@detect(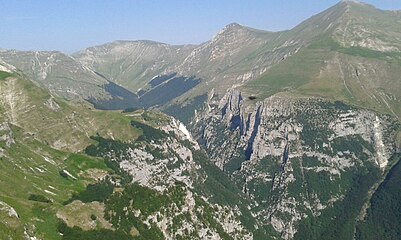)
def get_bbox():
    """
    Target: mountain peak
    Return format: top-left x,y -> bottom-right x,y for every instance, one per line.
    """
293,0 -> 380,32
341,0 -> 360,4
225,22 -> 243,29
339,0 -> 370,6
216,22 -> 268,38
210,23 -> 249,42
218,22 -> 246,34
336,0 -> 376,11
